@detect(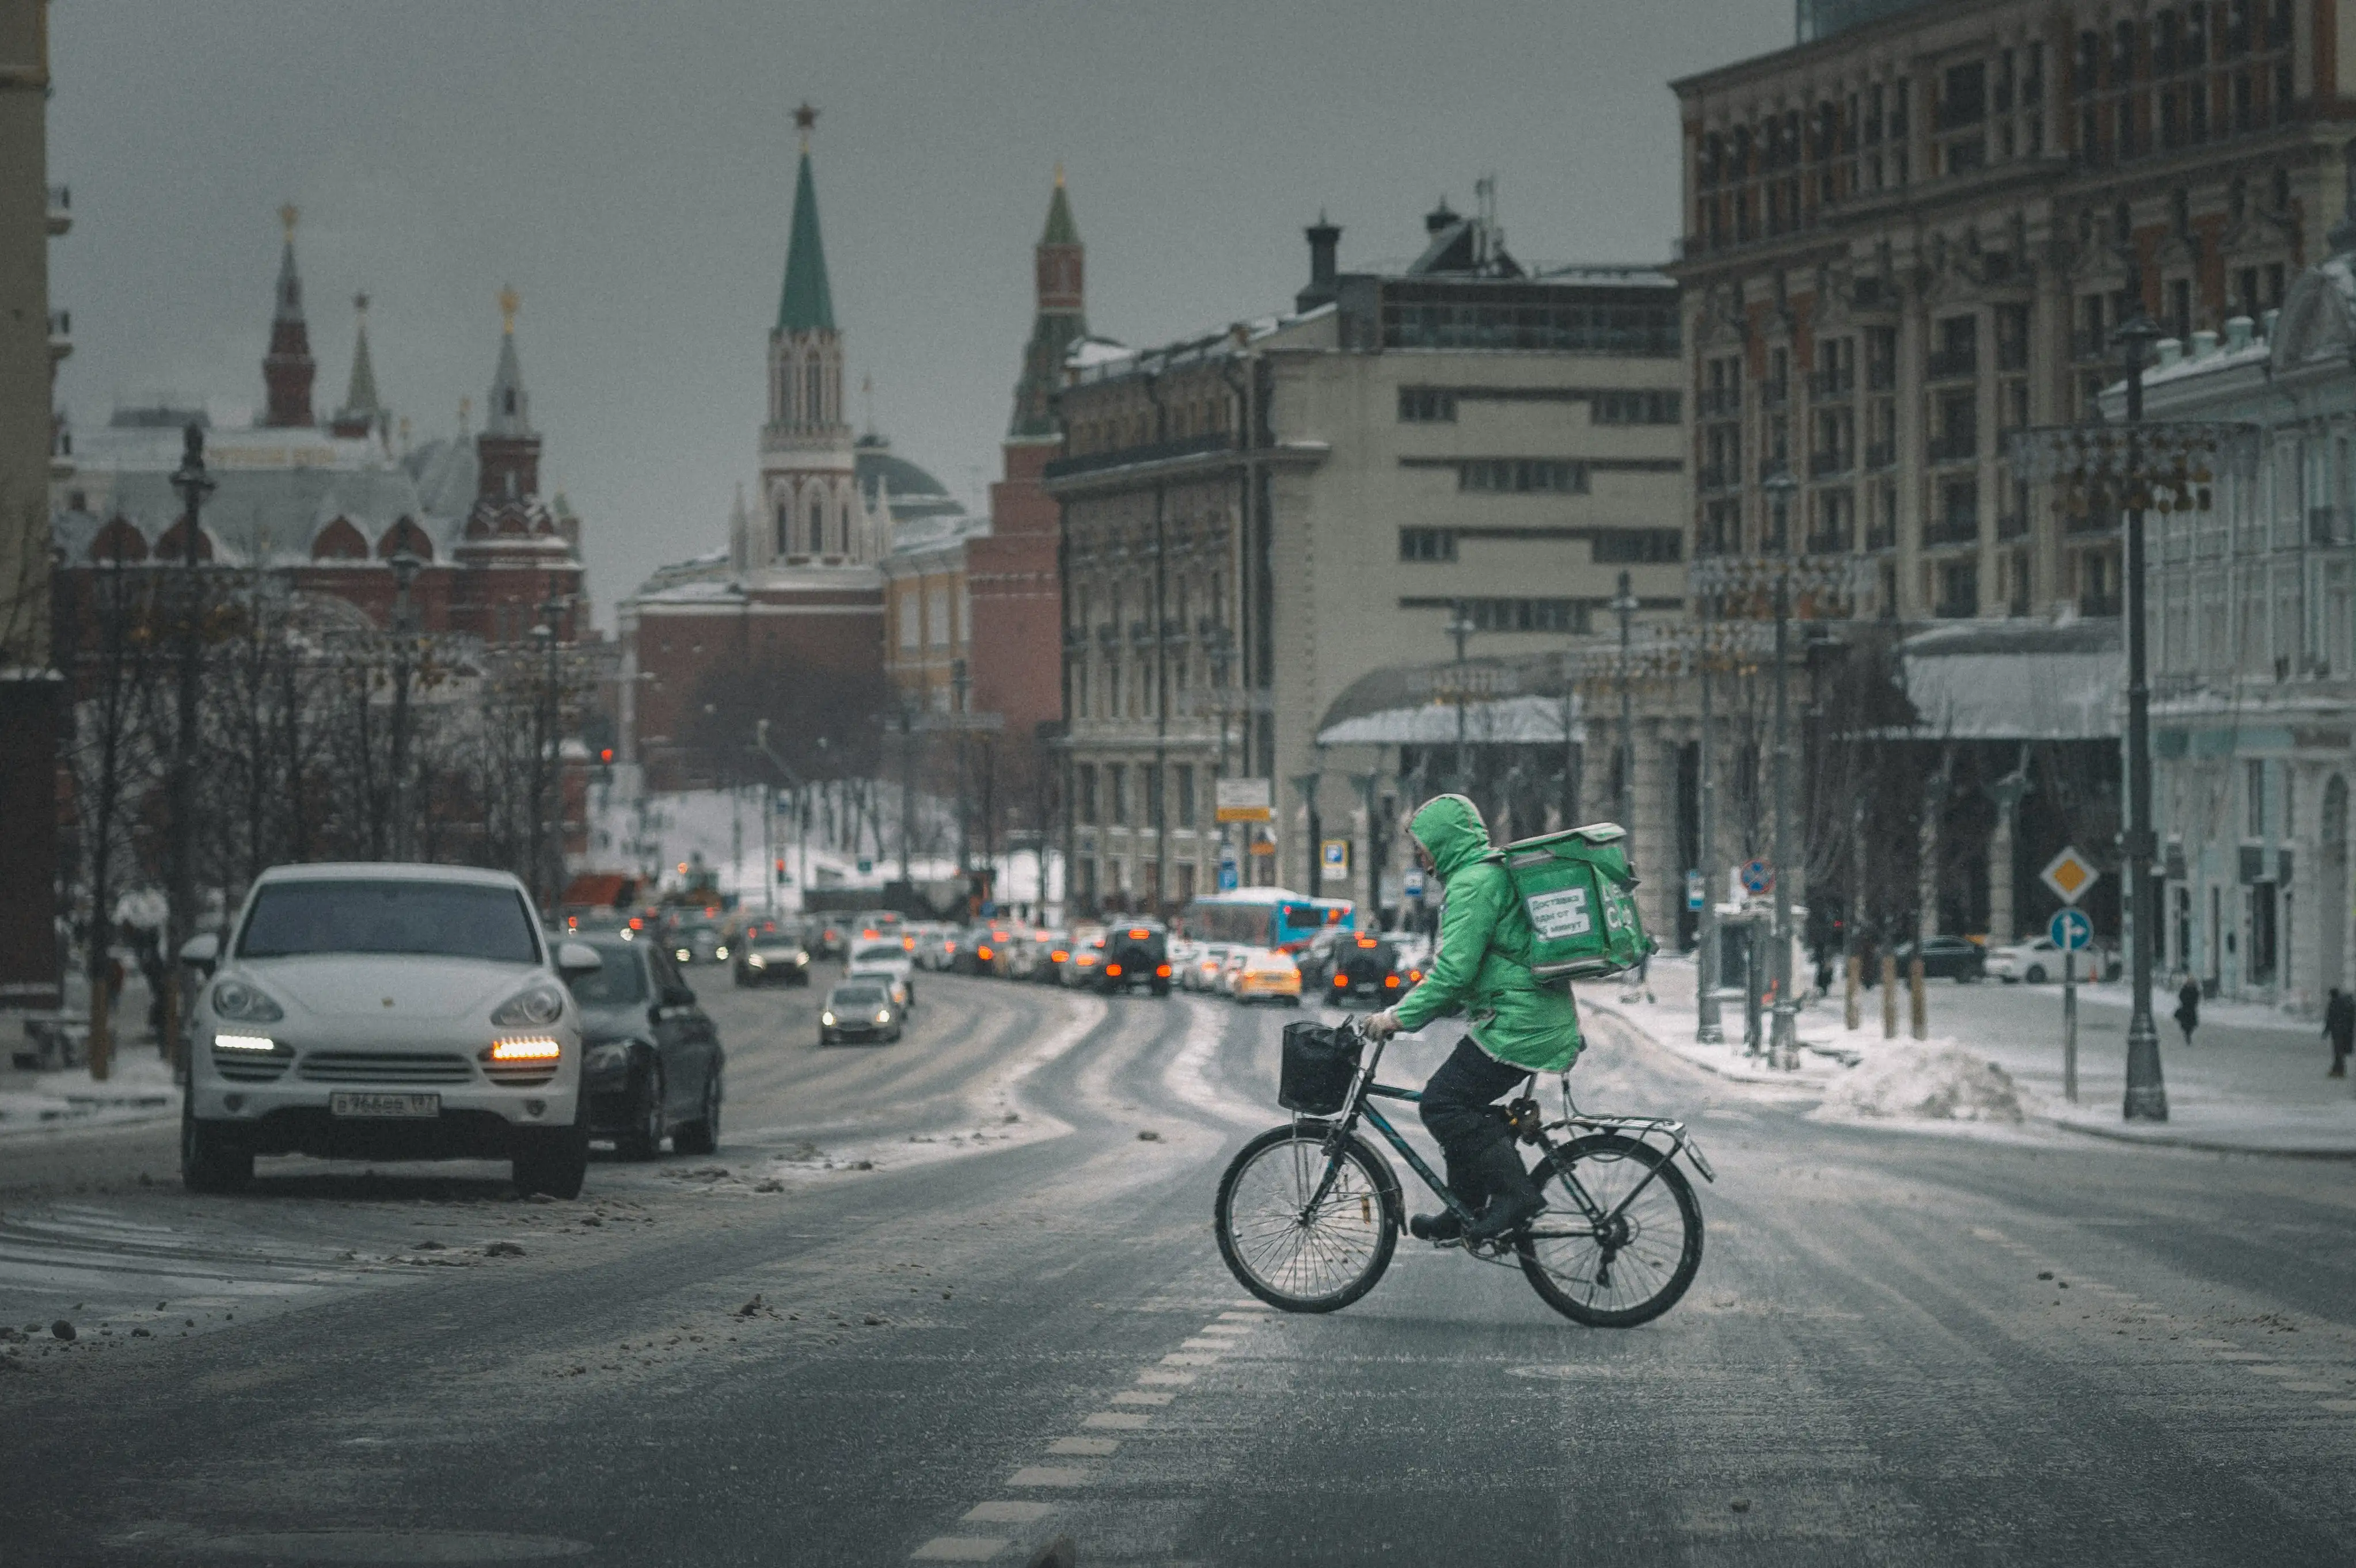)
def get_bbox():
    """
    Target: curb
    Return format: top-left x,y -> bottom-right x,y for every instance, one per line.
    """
2043,1116 -> 2356,1161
